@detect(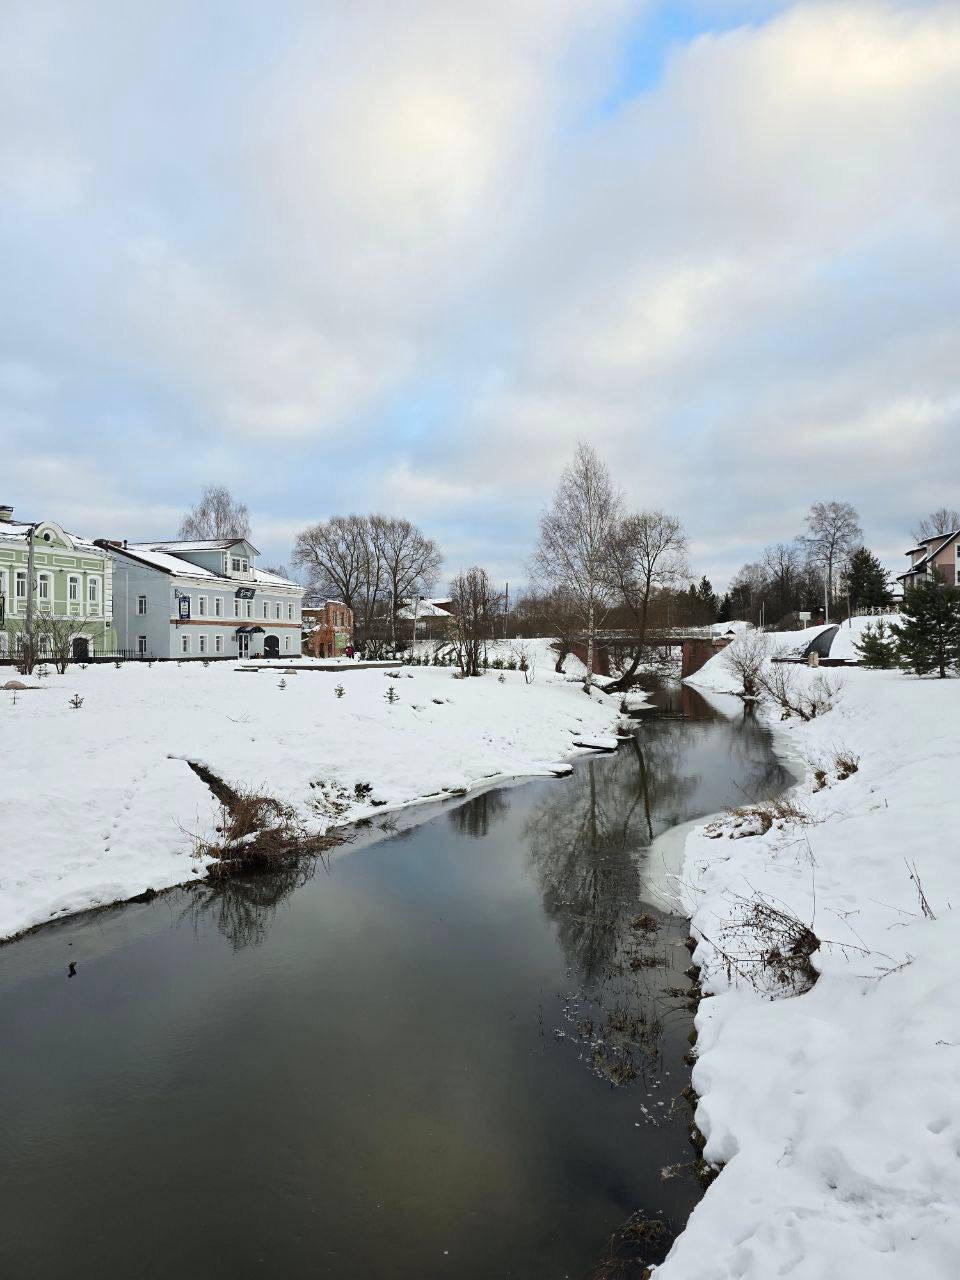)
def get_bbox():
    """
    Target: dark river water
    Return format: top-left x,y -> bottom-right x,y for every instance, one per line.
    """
0,686 -> 789,1279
